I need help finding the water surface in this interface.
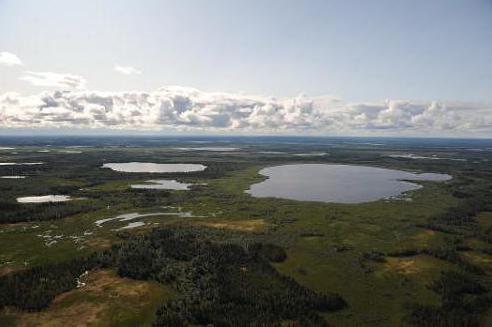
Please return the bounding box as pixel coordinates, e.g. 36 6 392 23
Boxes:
0 162 44 166
95 212 167 227
388 153 465 161
293 152 328 157
95 209 205 229
102 162 206 173
247 164 451 204
118 221 146 230
17 195 72 203
174 147 239 152
131 179 194 190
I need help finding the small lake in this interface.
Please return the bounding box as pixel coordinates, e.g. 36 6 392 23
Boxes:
246 164 451 204
118 221 146 230
95 212 168 227
0 162 44 166
388 153 466 162
17 195 72 203
131 179 194 190
174 147 239 152
293 152 328 157
102 162 206 173
95 210 204 227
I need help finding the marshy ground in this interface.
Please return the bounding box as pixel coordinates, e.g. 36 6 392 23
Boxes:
0 136 491 326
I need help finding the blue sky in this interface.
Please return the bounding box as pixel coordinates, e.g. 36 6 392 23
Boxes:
0 0 491 136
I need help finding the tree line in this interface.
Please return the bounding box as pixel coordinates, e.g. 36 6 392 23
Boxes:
0 226 347 325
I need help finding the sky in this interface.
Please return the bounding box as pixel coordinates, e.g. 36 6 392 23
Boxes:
0 0 491 137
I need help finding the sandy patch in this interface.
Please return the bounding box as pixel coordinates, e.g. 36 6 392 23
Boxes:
409 229 436 247
11 269 168 327
385 258 421 275
84 237 113 250
203 219 266 232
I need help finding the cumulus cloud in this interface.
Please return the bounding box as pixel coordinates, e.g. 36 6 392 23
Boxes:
0 86 490 136
114 64 142 75
20 71 87 89
0 52 23 66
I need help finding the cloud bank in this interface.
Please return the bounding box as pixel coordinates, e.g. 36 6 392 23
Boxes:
19 71 87 89
0 86 490 136
114 65 142 75
0 52 23 66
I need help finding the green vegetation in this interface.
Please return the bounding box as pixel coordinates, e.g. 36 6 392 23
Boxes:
0 268 173 327
0 136 491 326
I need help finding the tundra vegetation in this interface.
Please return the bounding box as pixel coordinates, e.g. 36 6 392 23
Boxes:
0 136 491 326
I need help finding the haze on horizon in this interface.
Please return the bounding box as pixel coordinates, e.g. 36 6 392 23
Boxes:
0 0 491 137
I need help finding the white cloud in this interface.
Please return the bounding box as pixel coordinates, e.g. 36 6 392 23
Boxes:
19 71 87 89
0 86 490 136
114 64 142 75
0 52 23 66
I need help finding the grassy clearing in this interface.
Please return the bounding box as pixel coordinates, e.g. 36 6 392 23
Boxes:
477 212 492 231
0 162 464 326
1 139 491 326
202 218 266 232
1 269 175 327
205 165 461 326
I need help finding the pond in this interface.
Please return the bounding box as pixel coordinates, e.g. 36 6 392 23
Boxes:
95 210 205 227
95 212 168 227
174 147 239 152
102 162 206 173
130 179 194 190
17 195 72 203
118 221 146 230
0 162 44 166
388 153 466 162
246 164 451 204
293 152 328 157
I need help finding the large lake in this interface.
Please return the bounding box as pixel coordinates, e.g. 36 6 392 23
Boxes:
246 164 451 203
102 162 206 173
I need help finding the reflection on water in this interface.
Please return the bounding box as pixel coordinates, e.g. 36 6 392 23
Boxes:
0 162 44 166
102 162 206 173
388 153 466 161
174 147 239 152
17 195 72 203
131 179 193 190
95 210 206 227
118 221 146 230
246 164 451 204
293 152 328 157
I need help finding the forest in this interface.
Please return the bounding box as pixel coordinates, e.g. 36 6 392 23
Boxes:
0 136 491 326
0 226 346 325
